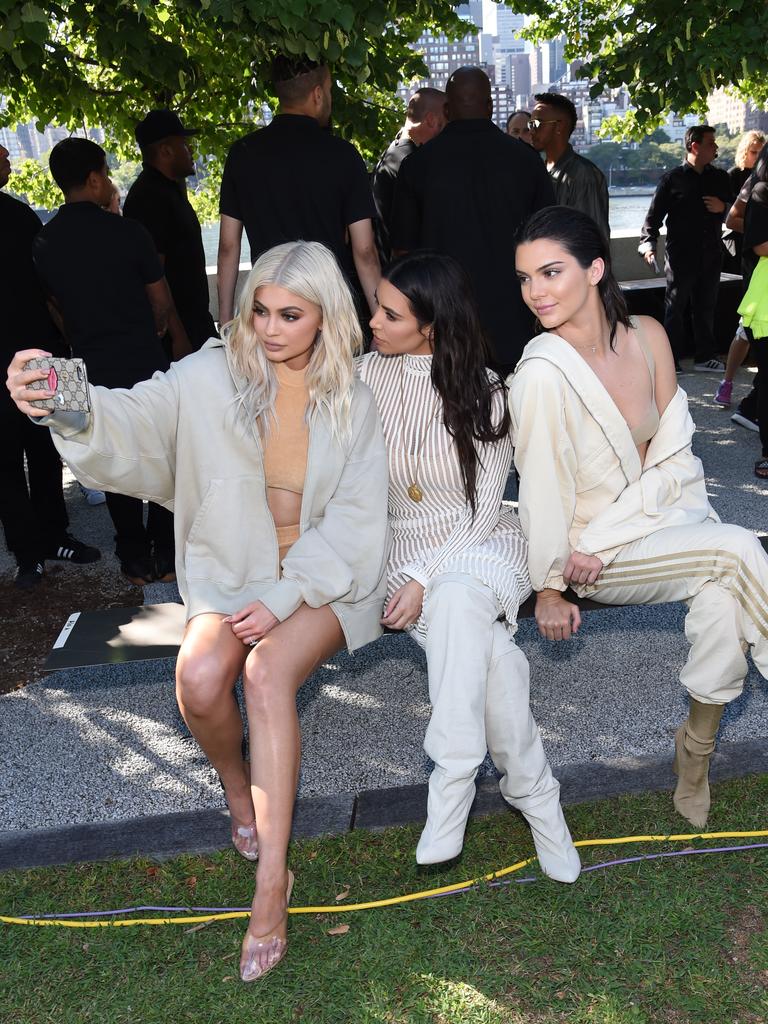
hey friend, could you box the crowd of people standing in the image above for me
[3,54,768,984]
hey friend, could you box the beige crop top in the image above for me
[629,323,660,446]
[262,362,309,494]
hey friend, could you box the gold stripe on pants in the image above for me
[574,522,768,704]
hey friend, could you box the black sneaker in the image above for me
[15,561,44,589]
[120,556,155,586]
[45,532,101,564]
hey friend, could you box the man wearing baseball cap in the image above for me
[124,109,216,356]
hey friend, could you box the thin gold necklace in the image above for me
[399,357,437,503]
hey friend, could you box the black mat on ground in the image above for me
[43,602,186,672]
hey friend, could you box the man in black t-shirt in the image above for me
[217,55,380,325]
[34,138,176,585]
[124,109,216,353]
[0,143,100,588]
[391,67,555,373]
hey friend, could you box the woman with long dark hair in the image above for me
[357,250,580,880]
[510,205,768,830]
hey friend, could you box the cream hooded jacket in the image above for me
[508,332,719,593]
[39,339,391,651]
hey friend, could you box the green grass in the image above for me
[2,776,768,1024]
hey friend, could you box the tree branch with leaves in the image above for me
[0,0,467,161]
[517,0,768,139]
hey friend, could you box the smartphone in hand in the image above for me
[24,357,91,413]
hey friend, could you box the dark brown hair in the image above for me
[516,205,631,349]
[384,251,510,515]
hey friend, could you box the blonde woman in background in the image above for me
[7,240,390,982]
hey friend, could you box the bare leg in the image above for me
[176,614,253,830]
[240,603,344,977]
[724,334,750,381]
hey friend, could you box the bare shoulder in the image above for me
[633,316,677,411]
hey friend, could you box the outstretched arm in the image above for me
[7,348,180,506]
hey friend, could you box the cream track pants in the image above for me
[579,522,768,705]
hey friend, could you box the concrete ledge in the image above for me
[2,738,765,873]
[0,792,355,872]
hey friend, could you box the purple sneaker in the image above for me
[714,379,732,406]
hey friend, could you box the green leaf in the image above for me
[335,5,354,33]
[345,38,366,67]
[20,3,46,23]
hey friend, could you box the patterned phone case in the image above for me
[25,357,91,413]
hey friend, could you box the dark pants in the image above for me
[755,342,768,458]
[104,492,174,563]
[663,252,722,363]
[0,394,69,564]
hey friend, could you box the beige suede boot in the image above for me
[672,698,725,829]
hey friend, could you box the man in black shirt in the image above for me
[34,138,176,585]
[391,66,555,373]
[372,87,445,266]
[124,109,216,353]
[217,55,380,325]
[639,125,731,371]
[0,144,100,588]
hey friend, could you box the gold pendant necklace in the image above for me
[399,358,436,504]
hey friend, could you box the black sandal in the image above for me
[755,458,768,479]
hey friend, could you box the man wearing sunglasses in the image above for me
[529,93,610,239]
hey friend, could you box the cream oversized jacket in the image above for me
[508,332,719,593]
[39,339,391,651]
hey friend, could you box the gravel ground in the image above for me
[1,367,766,831]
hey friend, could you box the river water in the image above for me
[199,193,654,266]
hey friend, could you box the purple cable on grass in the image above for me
[17,843,768,919]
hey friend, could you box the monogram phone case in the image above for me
[25,357,91,413]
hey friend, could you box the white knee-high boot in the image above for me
[416,575,499,865]
[484,623,581,883]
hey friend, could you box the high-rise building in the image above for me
[404,26,480,95]
[457,1,483,28]
[529,35,567,89]
[706,89,768,135]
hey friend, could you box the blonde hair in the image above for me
[736,130,766,170]
[223,241,363,442]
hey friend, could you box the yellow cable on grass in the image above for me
[2,829,766,928]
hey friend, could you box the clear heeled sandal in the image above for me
[240,870,295,983]
[231,819,259,861]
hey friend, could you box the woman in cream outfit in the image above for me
[510,206,768,831]
[358,251,580,881]
[7,241,389,982]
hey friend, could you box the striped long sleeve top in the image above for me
[357,351,531,634]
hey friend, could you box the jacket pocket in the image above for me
[574,442,619,493]
[184,477,277,587]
